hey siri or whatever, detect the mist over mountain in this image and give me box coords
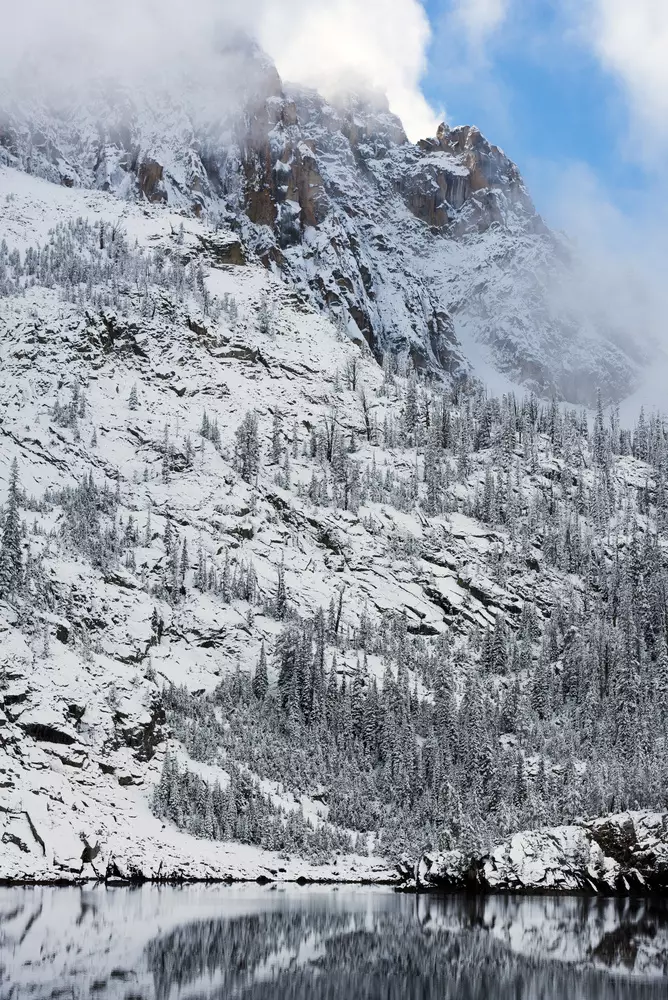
[0,30,656,405]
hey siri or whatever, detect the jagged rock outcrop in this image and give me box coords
[0,44,648,402]
[411,123,541,232]
[404,811,668,894]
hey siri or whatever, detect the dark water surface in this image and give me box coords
[2,884,668,999]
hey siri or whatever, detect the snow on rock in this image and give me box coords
[407,811,668,894]
[0,717,395,883]
[0,50,651,404]
[0,121,665,887]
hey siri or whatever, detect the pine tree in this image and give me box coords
[253,641,269,701]
[282,447,291,490]
[128,383,139,410]
[634,406,649,462]
[457,428,470,481]
[221,551,231,603]
[271,410,283,465]
[275,560,287,620]
[161,424,171,483]
[195,540,206,590]
[276,624,299,708]
[424,435,441,516]
[179,538,189,590]
[593,387,607,468]
[404,370,419,441]
[151,606,160,644]
[0,459,22,597]
[235,411,260,483]
[163,518,173,555]
[476,401,492,451]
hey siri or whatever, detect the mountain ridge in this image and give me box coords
[0,48,647,404]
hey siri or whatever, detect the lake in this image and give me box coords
[1,884,667,999]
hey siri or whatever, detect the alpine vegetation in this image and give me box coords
[150,381,668,858]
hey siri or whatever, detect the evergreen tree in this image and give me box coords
[271,410,283,465]
[275,560,288,620]
[0,459,22,597]
[235,411,260,483]
[253,641,269,701]
[163,518,173,555]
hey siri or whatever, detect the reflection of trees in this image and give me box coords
[144,895,668,1000]
[145,910,355,1000]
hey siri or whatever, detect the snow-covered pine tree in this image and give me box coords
[0,459,22,597]
[235,411,260,483]
[252,641,269,701]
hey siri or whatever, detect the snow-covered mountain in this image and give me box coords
[0,45,649,404]
[1,47,668,886]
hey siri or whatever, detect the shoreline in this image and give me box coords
[0,873,401,888]
[3,875,667,898]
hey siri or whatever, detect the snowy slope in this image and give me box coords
[0,166,525,881]
[0,165,602,880]
[0,143,666,886]
[0,167,404,881]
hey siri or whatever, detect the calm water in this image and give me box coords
[2,884,668,999]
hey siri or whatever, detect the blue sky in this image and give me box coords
[418,0,650,227]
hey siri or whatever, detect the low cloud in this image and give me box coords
[0,0,440,141]
[538,158,668,413]
[258,0,440,141]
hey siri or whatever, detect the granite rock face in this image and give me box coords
[406,812,668,894]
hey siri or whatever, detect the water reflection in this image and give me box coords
[2,885,667,999]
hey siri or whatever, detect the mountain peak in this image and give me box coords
[0,57,646,403]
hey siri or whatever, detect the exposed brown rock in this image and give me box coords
[137,159,166,203]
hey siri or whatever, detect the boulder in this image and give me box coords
[416,850,472,889]
[404,811,668,895]
[19,707,78,746]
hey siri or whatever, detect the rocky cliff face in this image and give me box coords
[0,46,664,889]
[0,47,647,403]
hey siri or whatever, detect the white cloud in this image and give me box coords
[258,0,440,141]
[439,1,668,152]
[0,0,440,142]
[544,159,668,417]
[583,0,668,146]
[451,0,510,47]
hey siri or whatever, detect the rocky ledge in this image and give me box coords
[400,811,668,895]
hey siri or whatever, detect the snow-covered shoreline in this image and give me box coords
[403,811,668,896]
[0,771,397,885]
[6,804,668,895]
